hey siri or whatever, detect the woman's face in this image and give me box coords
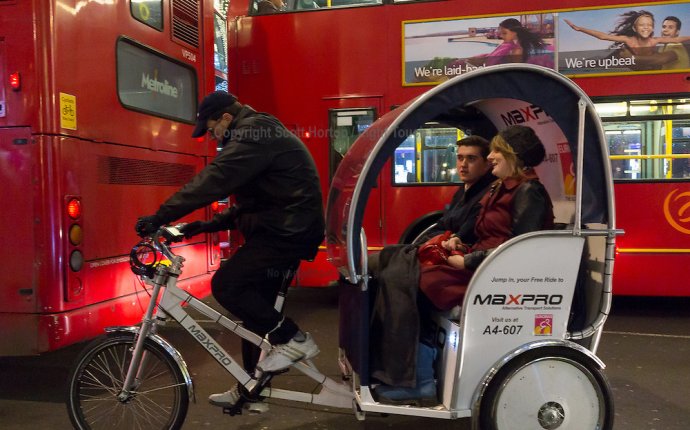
[487,150,514,179]
[499,26,518,42]
[634,16,654,39]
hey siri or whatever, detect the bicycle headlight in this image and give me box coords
[129,241,160,278]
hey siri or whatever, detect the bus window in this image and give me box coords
[214,12,228,76]
[313,0,382,7]
[596,97,690,180]
[262,0,382,13]
[252,0,285,15]
[393,126,462,185]
[116,38,198,123]
[394,135,416,183]
[328,108,376,180]
[131,0,164,31]
[214,1,229,92]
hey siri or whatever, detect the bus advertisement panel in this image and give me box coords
[403,2,690,85]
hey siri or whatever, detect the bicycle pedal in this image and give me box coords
[222,405,243,416]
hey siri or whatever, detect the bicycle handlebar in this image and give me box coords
[129,224,187,278]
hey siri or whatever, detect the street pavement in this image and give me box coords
[0,289,688,429]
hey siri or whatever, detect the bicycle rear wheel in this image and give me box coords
[67,332,189,430]
[478,346,614,430]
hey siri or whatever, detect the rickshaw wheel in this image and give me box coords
[478,346,613,430]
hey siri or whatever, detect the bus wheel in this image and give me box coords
[478,346,613,430]
[66,333,189,430]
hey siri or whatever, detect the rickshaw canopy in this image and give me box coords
[326,64,614,283]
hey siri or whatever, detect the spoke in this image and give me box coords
[85,398,123,428]
[132,396,172,427]
[71,339,186,430]
[136,381,186,395]
[81,368,120,396]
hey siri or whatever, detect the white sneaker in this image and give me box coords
[208,384,269,414]
[257,332,320,373]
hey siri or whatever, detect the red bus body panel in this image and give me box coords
[614,181,690,296]
[0,0,220,354]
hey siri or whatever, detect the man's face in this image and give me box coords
[661,20,680,37]
[206,113,232,142]
[456,144,490,185]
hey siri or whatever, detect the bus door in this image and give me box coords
[326,102,382,247]
[596,97,690,296]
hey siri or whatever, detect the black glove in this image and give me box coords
[179,220,211,238]
[135,214,164,237]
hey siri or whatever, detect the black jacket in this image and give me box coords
[156,106,325,258]
[418,170,496,245]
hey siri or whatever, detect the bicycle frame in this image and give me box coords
[120,230,353,409]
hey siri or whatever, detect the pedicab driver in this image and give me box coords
[135,91,325,410]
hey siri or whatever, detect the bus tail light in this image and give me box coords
[65,196,84,302]
[69,224,83,246]
[67,198,81,219]
[69,250,84,271]
[9,72,21,91]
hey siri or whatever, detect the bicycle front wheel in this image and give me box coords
[67,333,189,430]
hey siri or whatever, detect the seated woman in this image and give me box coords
[419,125,554,310]
[371,125,554,405]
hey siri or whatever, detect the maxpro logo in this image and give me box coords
[534,314,553,336]
[473,294,564,306]
[663,189,690,234]
[499,105,550,126]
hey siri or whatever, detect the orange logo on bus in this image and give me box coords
[663,189,690,235]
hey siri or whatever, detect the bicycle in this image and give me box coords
[66,225,353,430]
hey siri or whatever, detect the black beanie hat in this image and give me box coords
[499,125,546,168]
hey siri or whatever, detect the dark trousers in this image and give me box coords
[211,238,300,373]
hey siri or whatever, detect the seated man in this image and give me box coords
[367,135,495,404]
[415,135,497,245]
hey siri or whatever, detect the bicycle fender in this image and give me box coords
[105,326,195,401]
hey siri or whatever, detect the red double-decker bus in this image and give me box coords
[0,0,231,355]
[225,0,690,296]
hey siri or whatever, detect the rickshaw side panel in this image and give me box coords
[452,234,585,410]
[338,279,370,385]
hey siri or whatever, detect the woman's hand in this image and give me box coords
[447,254,466,269]
[442,236,463,251]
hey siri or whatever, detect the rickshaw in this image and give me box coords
[66,64,618,430]
[328,63,618,429]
